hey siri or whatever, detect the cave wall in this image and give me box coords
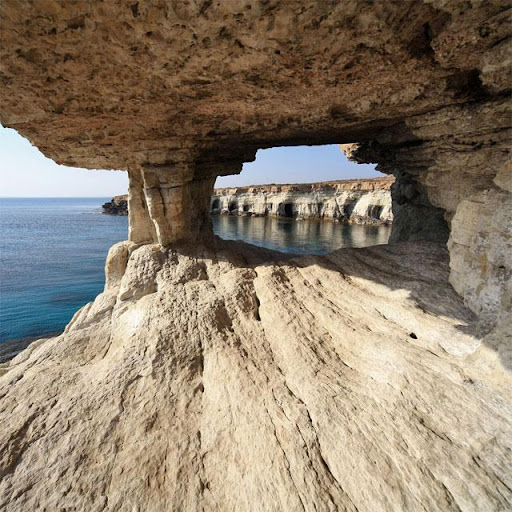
[387,171,449,244]
[344,96,511,328]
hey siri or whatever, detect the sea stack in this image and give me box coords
[0,2,510,510]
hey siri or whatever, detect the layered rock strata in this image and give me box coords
[212,176,393,224]
[1,239,511,511]
[104,177,394,224]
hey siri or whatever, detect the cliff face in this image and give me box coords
[212,177,393,224]
[0,1,511,509]
[105,177,394,224]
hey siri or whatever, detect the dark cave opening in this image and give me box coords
[283,203,294,218]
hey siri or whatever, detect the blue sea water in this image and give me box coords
[0,198,390,346]
[0,198,128,344]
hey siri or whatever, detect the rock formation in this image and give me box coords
[102,195,129,216]
[212,176,393,224]
[1,239,511,511]
[1,0,509,325]
[0,1,511,510]
[104,177,394,224]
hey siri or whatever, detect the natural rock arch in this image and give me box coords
[1,0,509,325]
[0,2,511,510]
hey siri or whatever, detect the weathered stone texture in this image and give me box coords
[212,177,393,224]
[1,240,511,511]
[0,2,511,509]
[1,0,509,321]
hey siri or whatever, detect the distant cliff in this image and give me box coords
[103,176,394,224]
[102,195,128,216]
[212,177,393,224]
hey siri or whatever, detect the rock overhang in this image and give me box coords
[0,0,509,170]
[0,0,510,326]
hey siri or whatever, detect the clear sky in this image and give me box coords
[0,126,382,197]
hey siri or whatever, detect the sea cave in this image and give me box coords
[0,1,510,510]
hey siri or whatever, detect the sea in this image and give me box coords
[0,198,391,358]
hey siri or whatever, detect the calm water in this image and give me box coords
[212,215,390,255]
[0,198,390,347]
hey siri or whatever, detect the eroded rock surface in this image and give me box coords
[105,177,394,223]
[0,0,509,322]
[0,3,511,509]
[1,240,511,511]
[212,176,393,223]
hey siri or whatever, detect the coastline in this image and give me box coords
[104,176,394,224]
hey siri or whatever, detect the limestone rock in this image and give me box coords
[0,240,511,511]
[212,177,393,224]
[1,0,509,322]
[0,3,511,509]
[103,177,394,225]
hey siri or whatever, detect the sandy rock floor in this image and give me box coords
[0,240,510,511]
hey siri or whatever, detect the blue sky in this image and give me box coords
[0,126,381,197]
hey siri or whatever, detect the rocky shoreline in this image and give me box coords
[104,176,394,224]
[102,195,128,215]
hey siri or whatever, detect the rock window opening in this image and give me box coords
[210,144,393,254]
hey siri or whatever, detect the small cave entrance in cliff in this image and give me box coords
[344,201,357,220]
[283,203,294,218]
[369,205,383,220]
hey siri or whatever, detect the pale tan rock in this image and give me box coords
[0,240,511,511]
[0,3,511,509]
[1,0,509,321]
[212,177,393,224]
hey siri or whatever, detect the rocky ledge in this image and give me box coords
[1,239,510,510]
[1,1,511,509]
